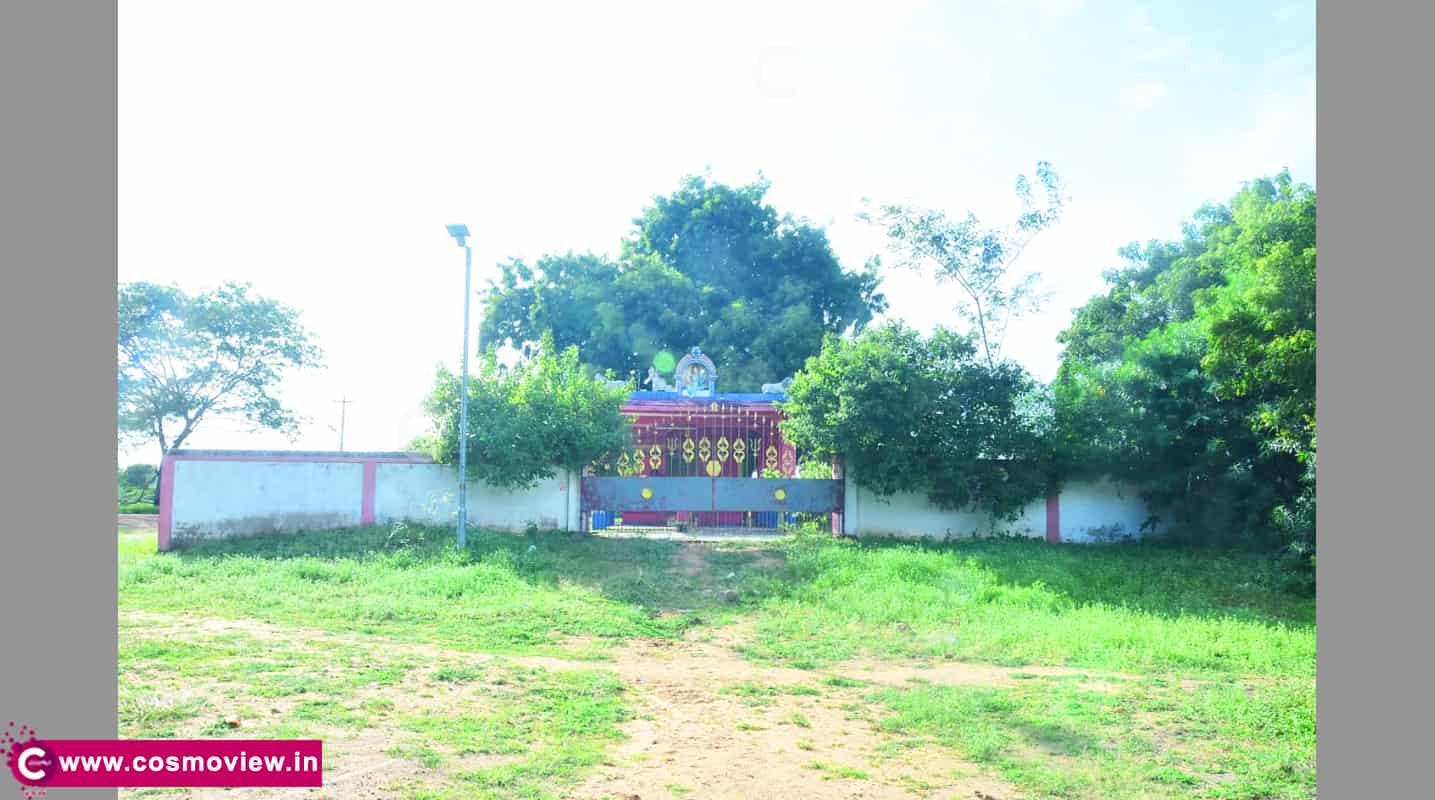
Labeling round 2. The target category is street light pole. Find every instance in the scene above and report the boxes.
[447,224,473,549]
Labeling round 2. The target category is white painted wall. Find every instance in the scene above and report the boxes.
[841,471,1046,540]
[373,463,578,532]
[1054,476,1159,543]
[167,457,580,543]
[841,469,1158,542]
[166,453,1154,545]
[170,459,364,540]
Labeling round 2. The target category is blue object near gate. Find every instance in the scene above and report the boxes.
[591,510,612,530]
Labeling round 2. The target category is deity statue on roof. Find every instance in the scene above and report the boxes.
[673,347,717,397]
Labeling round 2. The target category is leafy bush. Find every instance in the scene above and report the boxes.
[781,322,1052,521]
[420,333,632,489]
[119,502,159,514]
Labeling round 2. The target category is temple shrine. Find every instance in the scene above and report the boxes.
[591,347,802,529]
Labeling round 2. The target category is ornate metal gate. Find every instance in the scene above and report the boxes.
[582,347,843,534]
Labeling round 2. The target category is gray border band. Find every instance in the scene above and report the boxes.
[0,2,119,799]
[1318,1,1433,796]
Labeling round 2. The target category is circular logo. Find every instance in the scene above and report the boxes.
[774,488,787,502]
[641,487,653,500]
[12,741,57,785]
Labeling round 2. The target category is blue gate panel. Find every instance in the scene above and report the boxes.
[581,477,842,514]
[716,478,842,512]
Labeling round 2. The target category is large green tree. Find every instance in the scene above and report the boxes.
[118,281,324,457]
[781,322,1052,521]
[1053,171,1315,559]
[479,175,886,391]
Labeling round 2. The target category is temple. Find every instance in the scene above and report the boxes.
[593,347,801,529]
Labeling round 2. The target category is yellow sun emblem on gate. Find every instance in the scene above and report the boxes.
[774,488,787,502]
[706,460,723,477]
[641,487,653,500]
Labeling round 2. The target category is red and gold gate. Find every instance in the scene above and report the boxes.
[599,395,798,528]
[583,347,840,533]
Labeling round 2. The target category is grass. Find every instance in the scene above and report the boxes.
[123,526,780,658]
[393,663,629,798]
[802,761,871,780]
[718,681,822,707]
[399,665,626,756]
[872,675,1315,799]
[743,533,1315,677]
[119,524,1315,799]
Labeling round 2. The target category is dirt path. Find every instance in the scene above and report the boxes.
[121,609,1119,694]
[122,609,1139,799]
[565,626,1023,800]
[118,513,158,529]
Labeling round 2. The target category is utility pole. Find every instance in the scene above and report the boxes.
[333,396,354,452]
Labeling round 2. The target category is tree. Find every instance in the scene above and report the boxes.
[479,175,886,390]
[1198,180,1316,462]
[1052,171,1315,559]
[420,334,632,489]
[1196,176,1316,562]
[781,321,1052,521]
[865,162,1066,368]
[118,281,324,461]
[118,463,158,505]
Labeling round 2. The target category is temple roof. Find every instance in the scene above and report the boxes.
[623,391,786,408]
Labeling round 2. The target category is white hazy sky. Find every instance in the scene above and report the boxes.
[118,0,1315,464]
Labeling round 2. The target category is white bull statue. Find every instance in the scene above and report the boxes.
[761,376,794,395]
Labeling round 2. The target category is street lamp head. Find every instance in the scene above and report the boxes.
[445,224,471,247]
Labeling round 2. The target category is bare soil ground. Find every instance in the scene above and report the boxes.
[119,513,159,528]
[121,605,1130,799]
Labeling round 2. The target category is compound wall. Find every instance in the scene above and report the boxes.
[159,450,579,550]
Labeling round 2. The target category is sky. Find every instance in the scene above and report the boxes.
[117,0,1316,465]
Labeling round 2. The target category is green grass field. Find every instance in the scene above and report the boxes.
[118,526,1315,799]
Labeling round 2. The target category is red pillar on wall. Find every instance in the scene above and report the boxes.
[360,461,378,526]
[157,454,176,552]
[1045,492,1060,543]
